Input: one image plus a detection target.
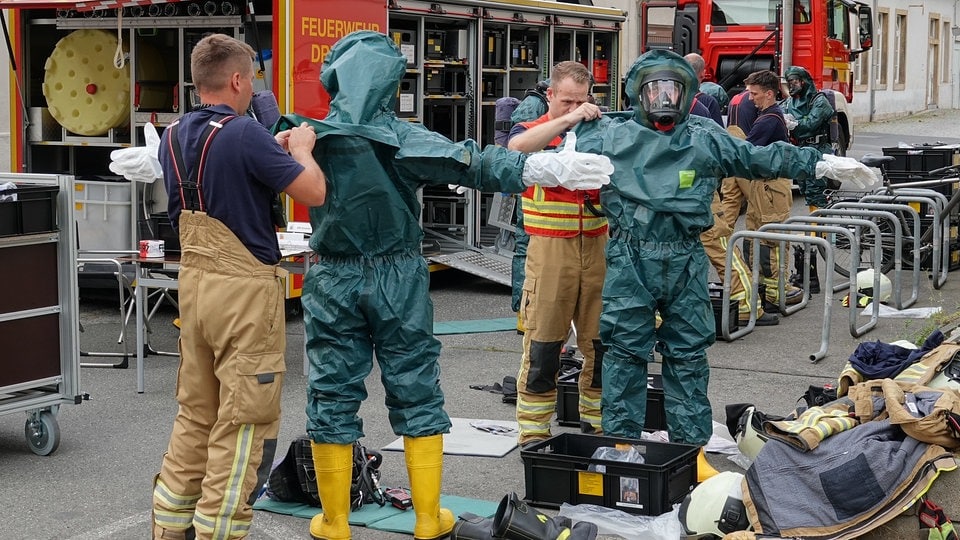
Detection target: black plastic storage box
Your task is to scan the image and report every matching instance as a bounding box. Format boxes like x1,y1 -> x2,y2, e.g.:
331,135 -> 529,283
881,144 -> 960,182
881,144 -> 960,268
521,433 -> 698,516
557,372 -> 666,431
0,184 -> 59,237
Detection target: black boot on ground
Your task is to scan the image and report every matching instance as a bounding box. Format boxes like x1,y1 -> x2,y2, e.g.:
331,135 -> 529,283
790,246 -> 820,294
493,492 -> 598,540
449,512 -> 498,540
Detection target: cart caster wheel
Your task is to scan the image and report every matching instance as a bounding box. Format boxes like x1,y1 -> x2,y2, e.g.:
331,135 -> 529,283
25,411 -> 60,456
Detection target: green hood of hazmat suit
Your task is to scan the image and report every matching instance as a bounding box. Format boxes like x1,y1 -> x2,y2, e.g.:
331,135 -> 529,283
298,31 -> 529,443
281,30 -> 527,258
571,49 -> 822,446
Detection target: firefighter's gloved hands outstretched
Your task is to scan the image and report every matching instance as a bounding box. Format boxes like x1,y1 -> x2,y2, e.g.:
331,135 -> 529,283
815,154 -> 878,189
521,132 -> 613,190
109,122 -> 162,183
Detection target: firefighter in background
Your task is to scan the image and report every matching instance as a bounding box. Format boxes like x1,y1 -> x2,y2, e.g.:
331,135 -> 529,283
781,65 -> 836,293
683,57 -> 777,327
699,80 -> 730,115
683,53 -> 723,125
507,61 -> 607,446
722,70 -> 804,310
297,31 -> 611,540
571,49 -> 874,482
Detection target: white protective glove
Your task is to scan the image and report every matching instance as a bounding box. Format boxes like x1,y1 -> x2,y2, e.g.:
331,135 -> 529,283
109,122 -> 162,183
783,113 -> 798,131
814,154 -> 878,190
521,132 -> 613,190
447,184 -> 470,195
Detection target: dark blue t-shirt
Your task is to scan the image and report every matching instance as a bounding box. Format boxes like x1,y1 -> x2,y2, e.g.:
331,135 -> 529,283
747,103 -> 790,147
726,90 -> 758,133
159,104 -> 304,264
695,91 -> 724,126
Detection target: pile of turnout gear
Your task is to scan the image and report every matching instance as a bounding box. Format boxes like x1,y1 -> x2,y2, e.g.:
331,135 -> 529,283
682,331 -> 960,540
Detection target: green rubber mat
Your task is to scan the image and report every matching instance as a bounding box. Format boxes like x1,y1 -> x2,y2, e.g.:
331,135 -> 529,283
253,494 -> 498,532
433,317 -> 517,335
253,496 -> 403,526
366,495 -> 499,534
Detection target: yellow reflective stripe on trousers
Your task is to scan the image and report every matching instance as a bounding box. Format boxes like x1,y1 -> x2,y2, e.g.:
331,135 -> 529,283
720,235 -> 755,313
154,478 -> 201,510
154,509 -> 195,530
517,397 -> 554,437
578,394 -> 602,429
194,424 -> 256,539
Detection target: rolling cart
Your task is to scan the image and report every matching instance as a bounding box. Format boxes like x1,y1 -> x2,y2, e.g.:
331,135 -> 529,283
0,173 -> 82,455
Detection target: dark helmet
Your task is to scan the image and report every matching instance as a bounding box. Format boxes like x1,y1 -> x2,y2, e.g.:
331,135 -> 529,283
624,50 -> 697,132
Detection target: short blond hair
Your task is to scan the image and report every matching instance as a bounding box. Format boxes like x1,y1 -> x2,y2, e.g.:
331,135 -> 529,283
550,61 -> 593,89
190,33 -> 255,93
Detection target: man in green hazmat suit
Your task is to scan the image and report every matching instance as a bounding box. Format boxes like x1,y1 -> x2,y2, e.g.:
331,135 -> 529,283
295,31 -> 611,540
781,65 -> 839,293
781,65 -> 836,208
571,49 -> 874,482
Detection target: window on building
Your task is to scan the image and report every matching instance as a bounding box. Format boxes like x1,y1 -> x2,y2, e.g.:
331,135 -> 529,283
893,12 -> 907,88
943,21 -> 952,83
876,10 -> 888,88
854,49 -> 870,89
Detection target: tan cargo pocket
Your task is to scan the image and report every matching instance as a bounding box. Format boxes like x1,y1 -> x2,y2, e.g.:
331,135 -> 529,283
230,352 -> 286,425
520,277 -> 537,332
758,179 -> 793,223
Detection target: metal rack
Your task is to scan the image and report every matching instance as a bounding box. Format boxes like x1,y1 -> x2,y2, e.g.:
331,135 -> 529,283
0,173 -> 83,455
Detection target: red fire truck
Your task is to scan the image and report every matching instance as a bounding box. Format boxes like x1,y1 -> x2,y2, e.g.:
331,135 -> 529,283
641,0 -> 873,153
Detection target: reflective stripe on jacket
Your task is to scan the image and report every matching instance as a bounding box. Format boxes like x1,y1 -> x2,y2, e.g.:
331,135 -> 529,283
518,115 -> 608,238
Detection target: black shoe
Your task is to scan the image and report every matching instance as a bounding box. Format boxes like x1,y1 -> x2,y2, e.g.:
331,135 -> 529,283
519,438 -> 547,451
761,298 -> 781,314
741,312 -> 779,326
790,273 -> 820,295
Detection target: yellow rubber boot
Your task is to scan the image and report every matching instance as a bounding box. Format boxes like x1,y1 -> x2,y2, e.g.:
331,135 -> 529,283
309,442 -> 354,540
403,435 -> 455,540
697,447 -> 720,483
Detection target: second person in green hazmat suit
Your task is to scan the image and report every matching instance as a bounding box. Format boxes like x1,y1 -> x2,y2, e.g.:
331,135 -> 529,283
781,65 -> 837,208
296,31 -> 611,540
572,49 -> 874,481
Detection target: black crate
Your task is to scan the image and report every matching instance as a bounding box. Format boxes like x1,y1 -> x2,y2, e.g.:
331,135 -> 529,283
521,433 -> 698,516
711,297 -> 739,338
881,144 -> 960,176
0,184 -> 59,237
557,372 -> 665,431
919,237 -> 960,272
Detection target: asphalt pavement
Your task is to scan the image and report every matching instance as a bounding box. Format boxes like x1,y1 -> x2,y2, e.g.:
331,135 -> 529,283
1,111 -> 959,539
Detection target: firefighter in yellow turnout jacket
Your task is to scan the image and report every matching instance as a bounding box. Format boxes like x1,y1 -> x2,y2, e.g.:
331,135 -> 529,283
507,61 -> 607,446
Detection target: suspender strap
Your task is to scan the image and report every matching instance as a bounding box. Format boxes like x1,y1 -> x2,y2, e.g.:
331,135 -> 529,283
167,114 -> 238,212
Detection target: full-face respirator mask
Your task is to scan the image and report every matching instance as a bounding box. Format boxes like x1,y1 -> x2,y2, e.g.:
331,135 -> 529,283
639,73 -> 685,132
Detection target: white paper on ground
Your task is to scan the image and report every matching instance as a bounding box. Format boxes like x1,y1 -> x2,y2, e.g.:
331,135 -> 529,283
861,302 -> 942,318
